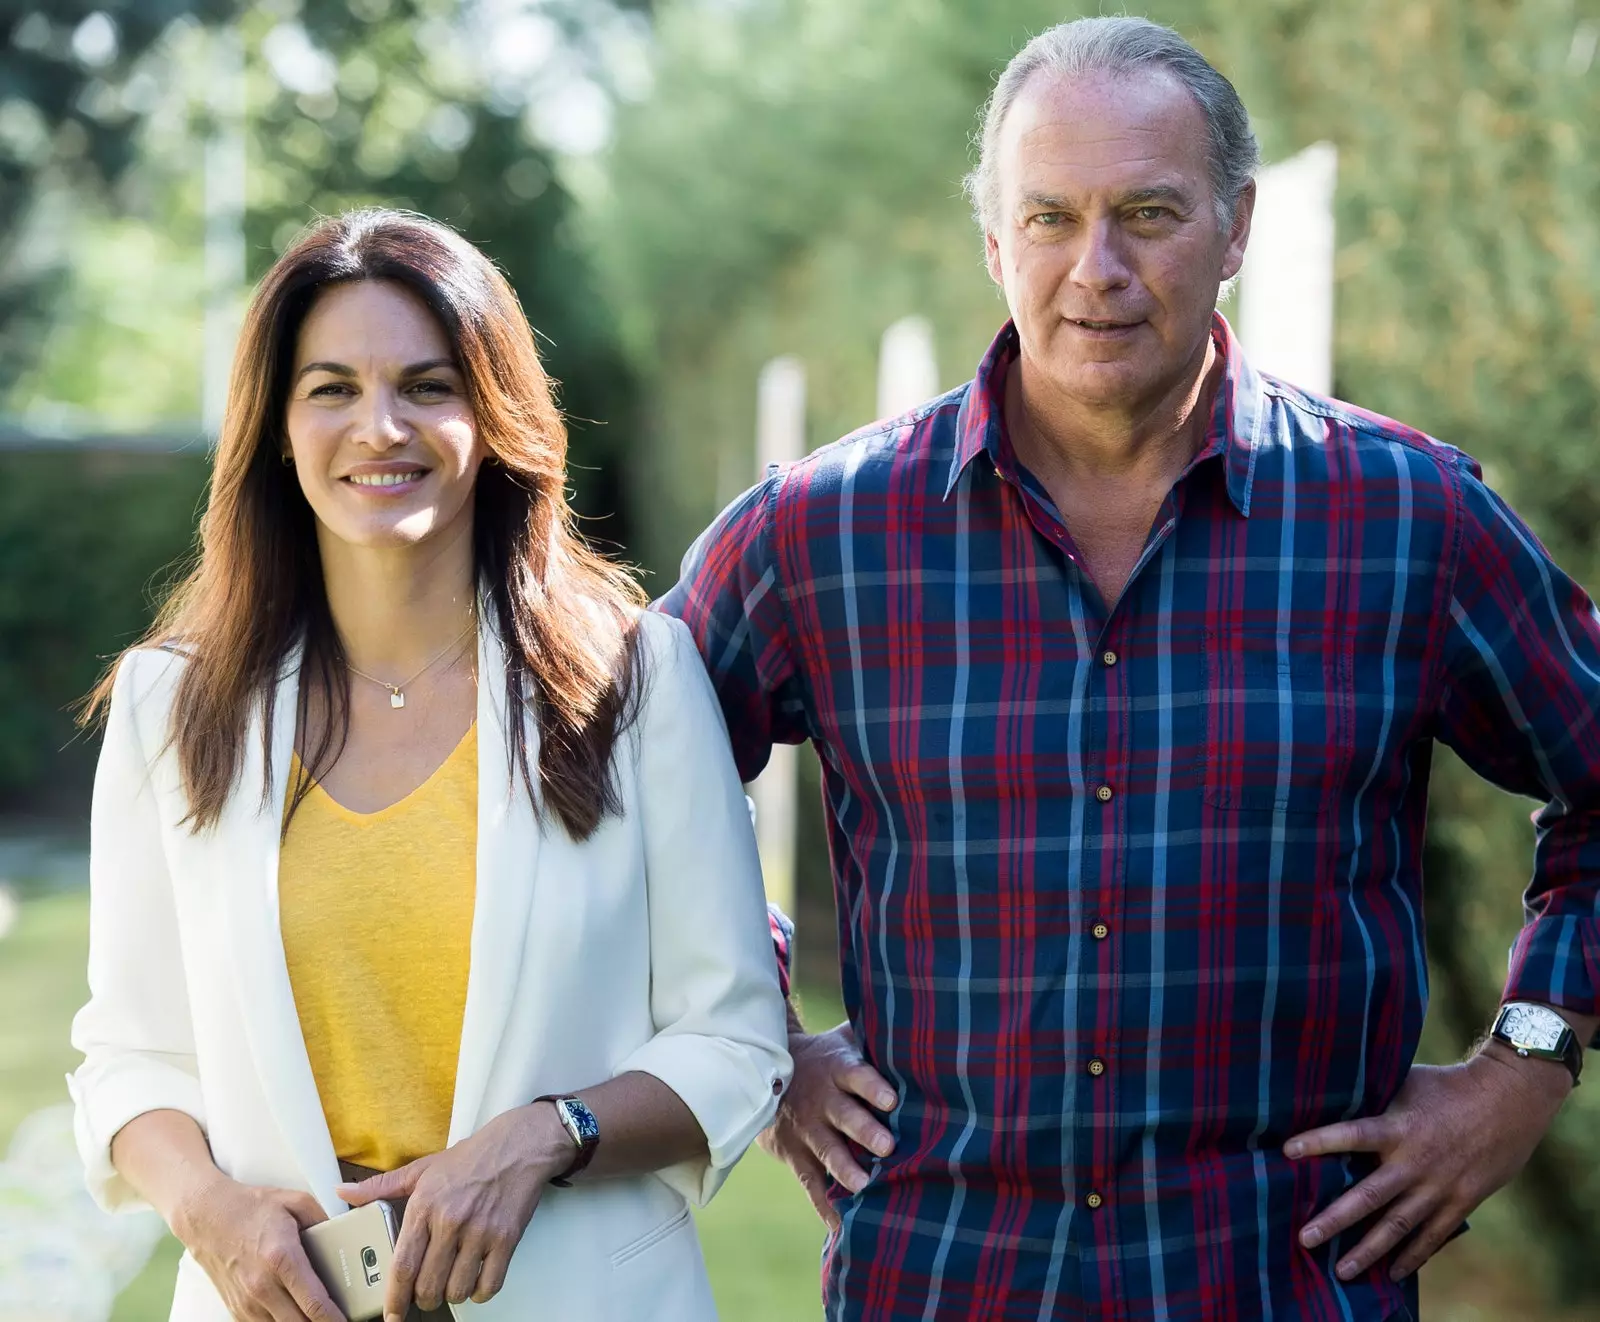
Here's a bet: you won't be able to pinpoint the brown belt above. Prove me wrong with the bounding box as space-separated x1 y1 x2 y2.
338 1161 453 1321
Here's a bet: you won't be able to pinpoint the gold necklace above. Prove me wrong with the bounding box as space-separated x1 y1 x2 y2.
345 615 477 710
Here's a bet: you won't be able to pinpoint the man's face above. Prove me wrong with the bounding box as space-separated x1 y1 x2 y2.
985 67 1253 414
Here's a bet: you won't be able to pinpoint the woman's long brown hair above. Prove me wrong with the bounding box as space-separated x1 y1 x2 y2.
83 209 644 840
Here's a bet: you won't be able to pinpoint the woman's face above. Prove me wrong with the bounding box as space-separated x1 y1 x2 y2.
284 278 487 553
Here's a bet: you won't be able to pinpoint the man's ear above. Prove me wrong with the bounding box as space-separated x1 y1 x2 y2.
984 230 1004 288
1220 179 1256 283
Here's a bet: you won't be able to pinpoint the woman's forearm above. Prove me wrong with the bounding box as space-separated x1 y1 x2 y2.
539 1070 708 1181
108 1108 227 1239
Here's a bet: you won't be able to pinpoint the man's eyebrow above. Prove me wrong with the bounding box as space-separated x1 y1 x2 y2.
1119 185 1194 208
1019 191 1072 212
294 357 460 381
1016 185 1195 212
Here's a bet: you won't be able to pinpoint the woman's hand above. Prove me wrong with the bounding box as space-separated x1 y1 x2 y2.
338 1103 571 1320
172 1173 345 1322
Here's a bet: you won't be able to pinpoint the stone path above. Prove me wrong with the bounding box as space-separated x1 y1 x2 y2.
0 1105 165 1322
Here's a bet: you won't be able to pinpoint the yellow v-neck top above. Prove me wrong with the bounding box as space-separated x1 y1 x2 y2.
278 724 477 1171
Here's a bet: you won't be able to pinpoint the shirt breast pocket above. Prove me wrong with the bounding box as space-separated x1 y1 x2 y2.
1198 629 1355 818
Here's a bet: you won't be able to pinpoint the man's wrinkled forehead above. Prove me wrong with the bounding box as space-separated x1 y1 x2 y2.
994 65 1213 207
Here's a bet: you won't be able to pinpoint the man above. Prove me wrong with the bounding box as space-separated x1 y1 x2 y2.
658 16 1600 1321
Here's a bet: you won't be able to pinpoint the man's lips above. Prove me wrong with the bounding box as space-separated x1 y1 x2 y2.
1068 317 1142 331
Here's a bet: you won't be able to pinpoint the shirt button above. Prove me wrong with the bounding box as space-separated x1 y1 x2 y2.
1087 1058 1106 1077
1095 784 1114 803
1091 922 1110 940
1102 649 1118 667
1086 1191 1104 1210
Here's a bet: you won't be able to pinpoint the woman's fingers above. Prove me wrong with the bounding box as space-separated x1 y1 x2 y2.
337 1158 427 1209
280 1189 331 1230
410 1215 461 1313
471 1245 513 1304
276 1246 347 1322
443 1236 485 1307
385 1217 429 1322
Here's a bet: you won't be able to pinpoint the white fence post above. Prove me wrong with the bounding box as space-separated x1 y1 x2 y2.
876 316 939 418
748 357 806 918
1237 141 1338 397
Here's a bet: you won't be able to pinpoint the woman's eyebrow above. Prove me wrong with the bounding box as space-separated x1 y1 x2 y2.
294 358 460 381
295 360 355 381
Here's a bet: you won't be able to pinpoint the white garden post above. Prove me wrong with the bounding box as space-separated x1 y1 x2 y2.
1237 141 1338 396
748 357 806 917
876 316 939 418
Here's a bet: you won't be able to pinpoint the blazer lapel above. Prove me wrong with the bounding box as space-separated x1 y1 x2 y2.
218 646 345 1210
448 620 541 1144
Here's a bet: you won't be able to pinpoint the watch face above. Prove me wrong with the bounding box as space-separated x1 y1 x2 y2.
563 1099 600 1144
1501 1004 1567 1052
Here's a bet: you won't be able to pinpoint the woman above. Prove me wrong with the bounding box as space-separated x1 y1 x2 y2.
69 209 790 1322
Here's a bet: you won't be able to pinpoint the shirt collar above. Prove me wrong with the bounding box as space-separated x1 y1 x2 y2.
946 311 1265 517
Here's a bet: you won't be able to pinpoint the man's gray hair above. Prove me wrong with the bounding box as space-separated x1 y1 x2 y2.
964 16 1261 232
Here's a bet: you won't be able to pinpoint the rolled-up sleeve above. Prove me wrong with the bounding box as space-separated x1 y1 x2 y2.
610 614 793 1205
1435 468 1600 1041
68 650 206 1211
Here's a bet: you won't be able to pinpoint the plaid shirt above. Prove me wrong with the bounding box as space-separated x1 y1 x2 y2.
657 315 1600 1322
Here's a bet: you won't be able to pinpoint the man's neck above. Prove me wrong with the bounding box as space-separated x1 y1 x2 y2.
1005 336 1219 489
317 518 479 680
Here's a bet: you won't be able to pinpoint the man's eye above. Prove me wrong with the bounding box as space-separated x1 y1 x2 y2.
1133 206 1169 222
1032 212 1067 227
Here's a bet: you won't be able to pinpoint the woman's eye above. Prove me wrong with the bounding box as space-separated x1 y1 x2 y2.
409 379 451 398
308 382 352 398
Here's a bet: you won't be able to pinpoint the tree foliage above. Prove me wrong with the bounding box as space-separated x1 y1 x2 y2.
0 1 237 391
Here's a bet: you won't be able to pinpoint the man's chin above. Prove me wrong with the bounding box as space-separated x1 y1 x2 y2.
1043 360 1159 410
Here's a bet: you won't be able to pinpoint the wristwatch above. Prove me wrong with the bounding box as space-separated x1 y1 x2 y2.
535 1095 601 1186
1489 1003 1583 1087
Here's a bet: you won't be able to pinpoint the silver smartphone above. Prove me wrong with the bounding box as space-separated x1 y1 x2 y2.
301 1200 398 1322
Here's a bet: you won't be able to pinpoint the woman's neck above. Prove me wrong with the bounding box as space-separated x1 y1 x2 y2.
317 519 479 680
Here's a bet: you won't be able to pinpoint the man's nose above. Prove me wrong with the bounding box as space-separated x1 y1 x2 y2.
1069 219 1132 291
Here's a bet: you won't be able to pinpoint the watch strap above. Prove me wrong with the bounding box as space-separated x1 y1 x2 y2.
534 1094 600 1186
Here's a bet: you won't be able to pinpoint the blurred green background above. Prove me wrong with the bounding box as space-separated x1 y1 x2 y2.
2 0 1599 1318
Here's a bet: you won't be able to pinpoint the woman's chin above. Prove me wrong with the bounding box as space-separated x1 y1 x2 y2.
317 512 457 555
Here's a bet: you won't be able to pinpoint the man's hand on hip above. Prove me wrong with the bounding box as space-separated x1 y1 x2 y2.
1286 1046 1574 1282
759 1021 896 1228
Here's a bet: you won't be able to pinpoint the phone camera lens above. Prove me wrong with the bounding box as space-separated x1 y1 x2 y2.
362 1247 378 1267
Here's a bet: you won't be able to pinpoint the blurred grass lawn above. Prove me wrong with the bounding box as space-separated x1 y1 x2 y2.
1 887 832 1322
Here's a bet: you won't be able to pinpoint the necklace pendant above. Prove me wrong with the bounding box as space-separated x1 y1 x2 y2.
389 688 406 709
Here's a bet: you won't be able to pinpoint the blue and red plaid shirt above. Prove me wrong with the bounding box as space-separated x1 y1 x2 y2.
658 315 1600 1322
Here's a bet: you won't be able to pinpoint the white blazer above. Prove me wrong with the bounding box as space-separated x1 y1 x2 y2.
68 610 791 1322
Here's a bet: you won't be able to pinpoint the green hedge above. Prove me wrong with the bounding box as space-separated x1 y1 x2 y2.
0 445 207 814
